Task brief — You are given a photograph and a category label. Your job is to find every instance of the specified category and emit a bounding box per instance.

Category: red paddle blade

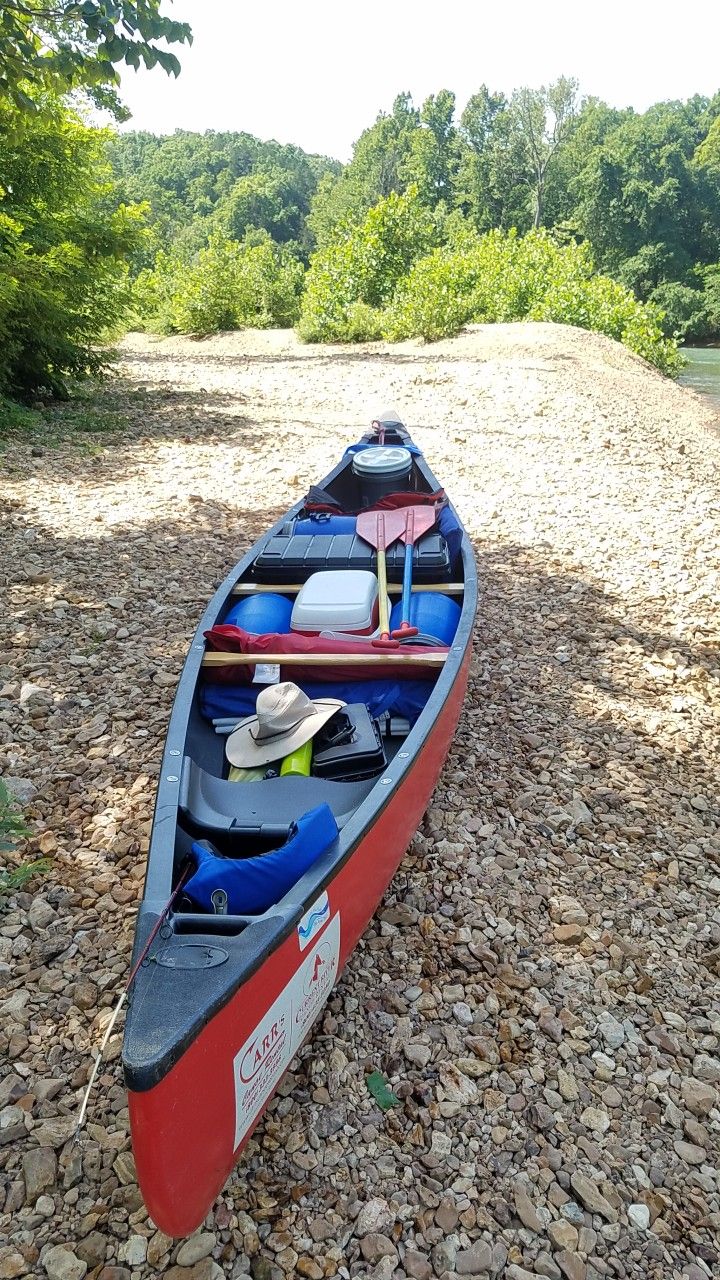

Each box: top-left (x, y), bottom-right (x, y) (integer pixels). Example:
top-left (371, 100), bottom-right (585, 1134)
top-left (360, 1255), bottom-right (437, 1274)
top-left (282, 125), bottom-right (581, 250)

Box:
top-left (356, 508), bottom-right (407, 550)
top-left (396, 504), bottom-right (437, 545)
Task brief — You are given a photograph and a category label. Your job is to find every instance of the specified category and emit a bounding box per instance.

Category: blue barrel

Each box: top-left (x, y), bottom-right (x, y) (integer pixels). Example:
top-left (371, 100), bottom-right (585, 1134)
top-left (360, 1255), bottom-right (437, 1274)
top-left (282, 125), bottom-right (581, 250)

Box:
top-left (224, 593), bottom-right (293, 633)
top-left (390, 592), bottom-right (461, 645)
top-left (294, 515), bottom-right (357, 535)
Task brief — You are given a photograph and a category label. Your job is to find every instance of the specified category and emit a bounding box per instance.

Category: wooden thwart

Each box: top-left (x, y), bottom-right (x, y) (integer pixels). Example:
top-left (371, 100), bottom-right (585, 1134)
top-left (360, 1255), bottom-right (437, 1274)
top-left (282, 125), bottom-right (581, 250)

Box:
top-left (231, 581), bottom-right (464, 597)
top-left (202, 651), bottom-right (447, 668)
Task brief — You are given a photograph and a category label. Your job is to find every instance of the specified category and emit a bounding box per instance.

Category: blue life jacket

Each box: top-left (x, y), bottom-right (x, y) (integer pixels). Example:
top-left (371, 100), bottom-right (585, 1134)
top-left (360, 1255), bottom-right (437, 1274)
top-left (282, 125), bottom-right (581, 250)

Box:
top-left (184, 803), bottom-right (339, 915)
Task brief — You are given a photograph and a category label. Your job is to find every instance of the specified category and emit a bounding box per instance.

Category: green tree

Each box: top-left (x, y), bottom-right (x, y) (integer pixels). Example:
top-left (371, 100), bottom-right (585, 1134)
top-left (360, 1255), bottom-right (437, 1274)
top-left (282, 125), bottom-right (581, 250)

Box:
top-left (573, 98), bottom-right (720, 335)
top-left (108, 129), bottom-right (339, 258)
top-left (540, 96), bottom-right (631, 229)
top-left (0, 94), bottom-right (146, 397)
top-left (696, 114), bottom-right (720, 170)
top-left (0, 1), bottom-right (191, 113)
top-left (298, 186), bottom-right (437, 341)
top-left (384, 228), bottom-right (681, 374)
top-left (134, 232), bottom-right (304, 335)
top-left (507, 77), bottom-right (581, 228)
top-left (400, 90), bottom-right (458, 208)
top-left (214, 170), bottom-right (301, 244)
top-left (454, 87), bottom-right (530, 231)
top-left (307, 94), bottom-right (420, 247)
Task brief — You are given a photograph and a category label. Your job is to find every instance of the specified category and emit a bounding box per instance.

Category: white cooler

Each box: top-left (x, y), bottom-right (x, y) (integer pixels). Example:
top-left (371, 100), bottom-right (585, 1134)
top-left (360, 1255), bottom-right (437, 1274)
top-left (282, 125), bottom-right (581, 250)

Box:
top-left (291, 571), bottom-right (388, 637)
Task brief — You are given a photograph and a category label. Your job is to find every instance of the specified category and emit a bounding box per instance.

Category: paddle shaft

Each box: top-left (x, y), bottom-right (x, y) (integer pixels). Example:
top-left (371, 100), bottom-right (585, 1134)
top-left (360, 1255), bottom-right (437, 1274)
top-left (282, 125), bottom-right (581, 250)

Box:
top-left (399, 507), bottom-right (416, 629)
top-left (377, 538), bottom-right (390, 638)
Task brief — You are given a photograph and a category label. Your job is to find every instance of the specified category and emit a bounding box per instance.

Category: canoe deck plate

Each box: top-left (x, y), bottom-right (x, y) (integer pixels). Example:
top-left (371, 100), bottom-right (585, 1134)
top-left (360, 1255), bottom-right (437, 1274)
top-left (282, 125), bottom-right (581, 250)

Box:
top-left (155, 944), bottom-right (228, 970)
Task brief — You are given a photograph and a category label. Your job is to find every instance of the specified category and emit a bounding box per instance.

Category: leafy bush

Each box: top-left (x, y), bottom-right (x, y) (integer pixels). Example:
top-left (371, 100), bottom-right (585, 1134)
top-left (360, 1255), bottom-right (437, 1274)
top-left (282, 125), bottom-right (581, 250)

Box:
top-left (344, 302), bottom-right (385, 342)
top-left (0, 780), bottom-right (30, 854)
top-left (0, 779), bottom-right (47, 902)
top-left (0, 97), bottom-right (147, 399)
top-left (298, 187), bottom-right (437, 341)
top-left (0, 858), bottom-right (51, 898)
top-left (134, 233), bottom-right (304, 335)
top-left (384, 228), bottom-right (682, 374)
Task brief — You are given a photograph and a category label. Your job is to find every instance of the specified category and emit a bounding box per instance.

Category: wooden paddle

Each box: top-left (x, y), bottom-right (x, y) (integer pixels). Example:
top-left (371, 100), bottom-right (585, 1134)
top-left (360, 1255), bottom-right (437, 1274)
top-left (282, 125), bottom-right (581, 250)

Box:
top-left (391, 505), bottom-right (437, 639)
top-left (356, 508), bottom-right (408, 649)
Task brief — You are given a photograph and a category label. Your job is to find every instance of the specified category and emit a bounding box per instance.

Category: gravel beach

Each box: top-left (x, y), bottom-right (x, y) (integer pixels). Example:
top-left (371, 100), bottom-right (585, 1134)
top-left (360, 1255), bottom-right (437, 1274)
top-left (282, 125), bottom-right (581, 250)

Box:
top-left (1, 323), bottom-right (719, 1280)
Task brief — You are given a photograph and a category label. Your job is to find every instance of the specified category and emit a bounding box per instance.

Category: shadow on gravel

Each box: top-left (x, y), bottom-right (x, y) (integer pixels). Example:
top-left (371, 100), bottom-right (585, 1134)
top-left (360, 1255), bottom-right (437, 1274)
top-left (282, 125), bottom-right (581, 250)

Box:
top-left (2, 511), bottom-right (717, 1266)
top-left (460, 540), bottom-right (717, 946)
top-left (120, 345), bottom-right (430, 368)
top-left (13, 391), bottom-right (370, 490)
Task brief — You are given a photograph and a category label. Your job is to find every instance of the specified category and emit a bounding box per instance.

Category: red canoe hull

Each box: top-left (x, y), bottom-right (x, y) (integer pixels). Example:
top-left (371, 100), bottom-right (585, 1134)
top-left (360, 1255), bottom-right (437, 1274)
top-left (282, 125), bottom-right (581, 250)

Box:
top-left (128, 643), bottom-right (470, 1237)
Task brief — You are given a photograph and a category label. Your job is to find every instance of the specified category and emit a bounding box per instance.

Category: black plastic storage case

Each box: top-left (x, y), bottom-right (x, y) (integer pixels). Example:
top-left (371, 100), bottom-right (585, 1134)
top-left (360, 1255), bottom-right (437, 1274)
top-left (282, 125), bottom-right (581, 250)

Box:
top-left (311, 704), bottom-right (387, 782)
top-left (253, 530), bottom-right (451, 583)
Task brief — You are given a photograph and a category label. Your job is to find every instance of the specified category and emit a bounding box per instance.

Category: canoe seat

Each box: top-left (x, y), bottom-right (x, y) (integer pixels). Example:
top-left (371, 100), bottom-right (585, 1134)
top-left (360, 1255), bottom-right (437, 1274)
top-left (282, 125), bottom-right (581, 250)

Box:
top-left (179, 756), bottom-right (378, 835)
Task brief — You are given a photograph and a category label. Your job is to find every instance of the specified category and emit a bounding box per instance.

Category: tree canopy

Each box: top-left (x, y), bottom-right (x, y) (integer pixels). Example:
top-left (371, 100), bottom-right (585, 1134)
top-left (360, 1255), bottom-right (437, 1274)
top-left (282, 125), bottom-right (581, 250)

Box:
top-left (0, 1), bottom-right (191, 114)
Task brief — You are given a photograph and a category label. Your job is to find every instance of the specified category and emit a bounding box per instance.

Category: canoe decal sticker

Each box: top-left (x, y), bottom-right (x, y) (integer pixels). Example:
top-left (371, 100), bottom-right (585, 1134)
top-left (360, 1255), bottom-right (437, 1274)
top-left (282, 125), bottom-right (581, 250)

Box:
top-left (233, 912), bottom-right (340, 1148)
top-left (297, 891), bottom-right (330, 950)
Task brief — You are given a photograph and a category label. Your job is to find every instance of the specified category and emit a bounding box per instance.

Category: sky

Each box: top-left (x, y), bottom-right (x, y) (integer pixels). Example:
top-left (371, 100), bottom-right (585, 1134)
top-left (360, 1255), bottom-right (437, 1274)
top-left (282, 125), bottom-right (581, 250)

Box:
top-left (118, 0), bottom-right (720, 161)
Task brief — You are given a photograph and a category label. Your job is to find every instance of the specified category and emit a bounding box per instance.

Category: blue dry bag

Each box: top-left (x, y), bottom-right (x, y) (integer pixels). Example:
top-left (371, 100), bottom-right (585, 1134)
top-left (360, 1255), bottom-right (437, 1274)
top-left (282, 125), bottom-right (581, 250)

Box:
top-left (184, 803), bottom-right (339, 915)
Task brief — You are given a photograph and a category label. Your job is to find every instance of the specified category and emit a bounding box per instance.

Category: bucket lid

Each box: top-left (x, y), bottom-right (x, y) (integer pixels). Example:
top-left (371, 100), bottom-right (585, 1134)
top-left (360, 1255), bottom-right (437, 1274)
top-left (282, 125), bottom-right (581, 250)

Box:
top-left (352, 445), bottom-right (412, 477)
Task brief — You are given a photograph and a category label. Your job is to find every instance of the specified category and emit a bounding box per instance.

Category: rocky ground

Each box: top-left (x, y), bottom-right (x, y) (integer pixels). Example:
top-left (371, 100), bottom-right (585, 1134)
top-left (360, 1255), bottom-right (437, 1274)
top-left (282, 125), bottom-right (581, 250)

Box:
top-left (0, 323), bottom-right (719, 1280)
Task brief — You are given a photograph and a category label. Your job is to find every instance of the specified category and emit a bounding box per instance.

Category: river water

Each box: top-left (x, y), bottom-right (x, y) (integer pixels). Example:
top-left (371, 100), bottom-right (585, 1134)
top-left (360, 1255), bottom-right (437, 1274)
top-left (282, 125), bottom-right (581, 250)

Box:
top-left (679, 346), bottom-right (720, 408)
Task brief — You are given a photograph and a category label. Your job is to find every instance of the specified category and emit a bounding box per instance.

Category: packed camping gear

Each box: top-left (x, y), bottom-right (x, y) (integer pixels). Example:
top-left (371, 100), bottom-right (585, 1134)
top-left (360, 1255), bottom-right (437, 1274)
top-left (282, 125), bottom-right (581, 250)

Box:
top-left (122, 410), bottom-right (477, 1236)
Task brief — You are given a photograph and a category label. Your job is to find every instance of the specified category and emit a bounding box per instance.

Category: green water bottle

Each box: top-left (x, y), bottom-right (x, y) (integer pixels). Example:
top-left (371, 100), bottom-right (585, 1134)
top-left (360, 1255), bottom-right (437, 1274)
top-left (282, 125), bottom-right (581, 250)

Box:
top-left (280, 739), bottom-right (312, 777)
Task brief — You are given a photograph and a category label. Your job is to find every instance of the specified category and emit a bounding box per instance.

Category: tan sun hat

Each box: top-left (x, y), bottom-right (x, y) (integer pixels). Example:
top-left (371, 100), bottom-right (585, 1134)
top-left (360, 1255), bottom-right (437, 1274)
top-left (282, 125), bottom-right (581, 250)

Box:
top-left (225, 682), bottom-right (345, 768)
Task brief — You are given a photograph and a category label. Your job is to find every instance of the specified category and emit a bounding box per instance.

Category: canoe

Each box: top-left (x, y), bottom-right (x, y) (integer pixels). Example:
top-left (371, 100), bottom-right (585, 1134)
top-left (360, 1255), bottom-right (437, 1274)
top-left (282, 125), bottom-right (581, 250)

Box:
top-left (122, 414), bottom-right (477, 1236)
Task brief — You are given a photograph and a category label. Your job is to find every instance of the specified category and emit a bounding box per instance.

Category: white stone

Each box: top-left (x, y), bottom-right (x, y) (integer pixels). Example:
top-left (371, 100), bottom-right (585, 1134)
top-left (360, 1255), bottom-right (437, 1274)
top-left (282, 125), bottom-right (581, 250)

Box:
top-left (692, 1053), bottom-right (720, 1084)
top-left (628, 1204), bottom-right (650, 1230)
top-left (438, 1064), bottom-right (479, 1104)
top-left (118, 1235), bottom-right (147, 1266)
top-left (43, 1246), bottom-right (87, 1280)
top-left (28, 899), bottom-right (56, 932)
top-left (581, 1105), bottom-right (611, 1134)
top-left (681, 1076), bottom-right (717, 1116)
top-left (355, 1197), bottom-right (394, 1238)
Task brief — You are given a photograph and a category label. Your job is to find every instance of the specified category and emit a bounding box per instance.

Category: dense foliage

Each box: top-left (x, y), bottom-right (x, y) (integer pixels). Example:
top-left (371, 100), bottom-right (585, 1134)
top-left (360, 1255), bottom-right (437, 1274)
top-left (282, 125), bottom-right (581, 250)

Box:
top-left (0, 2), bottom-right (191, 406)
top-left (108, 130), bottom-right (340, 262)
top-left (297, 193), bottom-right (681, 374)
top-left (298, 187), bottom-right (439, 342)
top-left (301, 86), bottom-right (720, 345)
top-left (0, 95), bottom-right (146, 399)
top-left (116, 81), bottom-right (720, 358)
top-left (4, 60), bottom-right (720, 400)
top-left (134, 232), bottom-right (304, 334)
top-left (0, 1), bottom-right (190, 116)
